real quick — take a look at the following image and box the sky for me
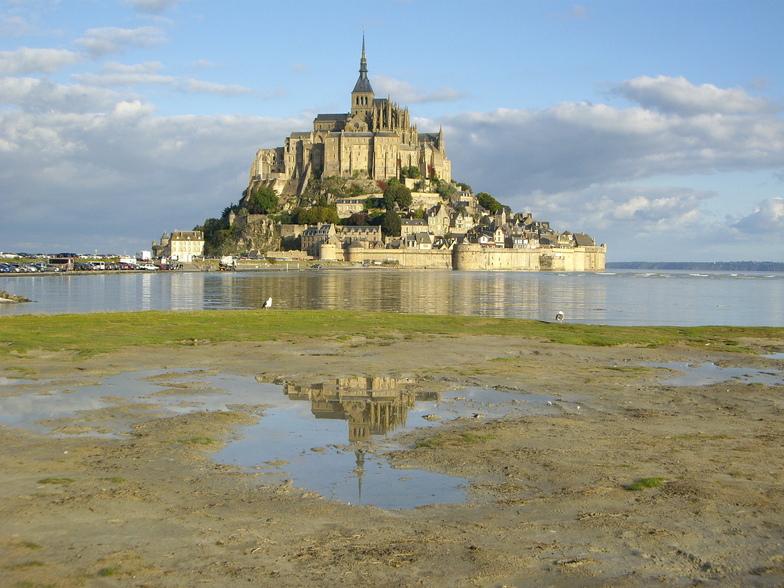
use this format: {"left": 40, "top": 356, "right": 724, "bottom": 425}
{"left": 1, "top": 0, "right": 783, "bottom": 262}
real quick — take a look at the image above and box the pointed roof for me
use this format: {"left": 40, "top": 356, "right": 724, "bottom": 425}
{"left": 352, "top": 33, "right": 374, "bottom": 94}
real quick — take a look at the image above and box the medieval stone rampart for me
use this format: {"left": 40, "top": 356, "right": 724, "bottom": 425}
{"left": 452, "top": 243, "right": 605, "bottom": 271}
{"left": 344, "top": 247, "right": 452, "bottom": 269}
{"left": 342, "top": 243, "right": 605, "bottom": 271}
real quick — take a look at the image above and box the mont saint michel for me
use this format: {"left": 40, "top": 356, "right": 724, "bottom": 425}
{"left": 194, "top": 39, "right": 606, "bottom": 272}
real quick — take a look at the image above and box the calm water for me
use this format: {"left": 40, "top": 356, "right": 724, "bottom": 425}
{"left": 0, "top": 368, "right": 559, "bottom": 509}
{"left": 2, "top": 268, "right": 783, "bottom": 326}
{"left": 3, "top": 271, "right": 782, "bottom": 508}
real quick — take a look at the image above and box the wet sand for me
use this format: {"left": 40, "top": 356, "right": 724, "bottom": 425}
{"left": 1, "top": 333, "right": 783, "bottom": 586}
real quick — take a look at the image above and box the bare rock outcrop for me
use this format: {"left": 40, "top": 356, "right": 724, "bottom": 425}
{"left": 0, "top": 290, "right": 32, "bottom": 303}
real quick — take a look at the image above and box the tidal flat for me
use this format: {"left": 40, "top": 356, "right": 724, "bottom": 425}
{"left": 0, "top": 311, "right": 783, "bottom": 586}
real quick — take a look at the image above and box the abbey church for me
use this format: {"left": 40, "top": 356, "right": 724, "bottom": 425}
{"left": 247, "top": 38, "right": 451, "bottom": 196}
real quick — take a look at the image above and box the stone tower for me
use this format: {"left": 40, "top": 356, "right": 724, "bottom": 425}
{"left": 350, "top": 34, "right": 374, "bottom": 128}
{"left": 247, "top": 36, "right": 452, "bottom": 197}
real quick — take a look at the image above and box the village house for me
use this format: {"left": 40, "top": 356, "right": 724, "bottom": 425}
{"left": 338, "top": 225, "right": 383, "bottom": 248}
{"left": 400, "top": 218, "right": 427, "bottom": 238}
{"left": 301, "top": 224, "right": 339, "bottom": 257}
{"left": 152, "top": 230, "right": 204, "bottom": 262}
{"left": 426, "top": 203, "right": 451, "bottom": 237}
{"left": 450, "top": 210, "right": 474, "bottom": 234}
{"left": 404, "top": 232, "right": 433, "bottom": 250}
{"left": 335, "top": 198, "right": 366, "bottom": 218}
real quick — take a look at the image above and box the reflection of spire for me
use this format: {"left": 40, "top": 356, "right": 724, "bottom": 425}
{"left": 282, "top": 377, "right": 437, "bottom": 442}
{"left": 354, "top": 449, "right": 365, "bottom": 504}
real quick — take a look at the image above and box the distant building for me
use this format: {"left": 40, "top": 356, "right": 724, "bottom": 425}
{"left": 400, "top": 218, "right": 427, "bottom": 238}
{"left": 338, "top": 225, "right": 383, "bottom": 248}
{"left": 153, "top": 230, "right": 204, "bottom": 262}
{"left": 301, "top": 224, "right": 339, "bottom": 257}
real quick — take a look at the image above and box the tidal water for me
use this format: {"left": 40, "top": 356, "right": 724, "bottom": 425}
{"left": 0, "top": 368, "right": 560, "bottom": 509}
{"left": 3, "top": 270, "right": 782, "bottom": 508}
{"left": 2, "top": 268, "right": 783, "bottom": 326}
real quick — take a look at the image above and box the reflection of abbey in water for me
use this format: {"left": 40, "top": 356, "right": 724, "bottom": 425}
{"left": 284, "top": 377, "right": 439, "bottom": 442}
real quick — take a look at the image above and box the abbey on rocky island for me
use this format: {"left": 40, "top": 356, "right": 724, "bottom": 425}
{"left": 221, "top": 37, "right": 605, "bottom": 272}
{"left": 247, "top": 37, "right": 451, "bottom": 197}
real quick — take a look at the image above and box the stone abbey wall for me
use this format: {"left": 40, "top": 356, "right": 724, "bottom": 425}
{"left": 340, "top": 243, "right": 606, "bottom": 271}
{"left": 452, "top": 244, "right": 606, "bottom": 271}
{"left": 343, "top": 247, "right": 452, "bottom": 269}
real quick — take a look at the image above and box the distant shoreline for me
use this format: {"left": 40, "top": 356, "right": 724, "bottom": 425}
{"left": 607, "top": 261, "right": 784, "bottom": 272}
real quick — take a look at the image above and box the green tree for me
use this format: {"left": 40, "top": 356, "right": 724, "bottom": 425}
{"left": 368, "top": 210, "right": 385, "bottom": 225}
{"left": 248, "top": 186, "right": 279, "bottom": 214}
{"left": 380, "top": 210, "right": 401, "bottom": 237}
{"left": 402, "top": 165, "right": 421, "bottom": 179}
{"left": 348, "top": 211, "right": 369, "bottom": 226}
{"left": 476, "top": 192, "right": 506, "bottom": 214}
{"left": 347, "top": 182, "right": 366, "bottom": 197}
{"left": 383, "top": 179, "right": 412, "bottom": 210}
{"left": 291, "top": 205, "right": 339, "bottom": 225}
{"left": 364, "top": 196, "right": 382, "bottom": 210}
{"left": 436, "top": 180, "right": 458, "bottom": 201}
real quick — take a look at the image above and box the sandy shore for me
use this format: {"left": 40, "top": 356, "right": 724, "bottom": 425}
{"left": 1, "top": 333, "right": 783, "bottom": 587}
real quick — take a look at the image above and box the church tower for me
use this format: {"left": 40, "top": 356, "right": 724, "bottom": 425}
{"left": 248, "top": 34, "right": 451, "bottom": 195}
{"left": 350, "top": 34, "right": 374, "bottom": 121}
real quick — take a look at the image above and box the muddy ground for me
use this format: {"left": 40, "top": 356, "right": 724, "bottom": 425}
{"left": 1, "top": 334, "right": 783, "bottom": 587}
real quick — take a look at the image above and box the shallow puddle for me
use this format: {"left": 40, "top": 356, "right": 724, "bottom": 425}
{"left": 0, "top": 370, "right": 557, "bottom": 510}
{"left": 649, "top": 362, "right": 784, "bottom": 386}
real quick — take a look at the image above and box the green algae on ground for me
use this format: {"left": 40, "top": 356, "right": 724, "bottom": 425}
{"left": 0, "top": 310, "right": 780, "bottom": 359}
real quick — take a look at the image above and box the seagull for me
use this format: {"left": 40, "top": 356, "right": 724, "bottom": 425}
{"left": 555, "top": 311, "right": 565, "bottom": 322}
{"left": 262, "top": 297, "right": 272, "bottom": 309}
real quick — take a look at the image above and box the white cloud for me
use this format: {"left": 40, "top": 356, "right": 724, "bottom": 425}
{"left": 0, "top": 94, "right": 305, "bottom": 251}
{"left": 0, "top": 14, "right": 33, "bottom": 37}
{"left": 73, "top": 62, "right": 172, "bottom": 87}
{"left": 189, "top": 59, "right": 216, "bottom": 69}
{"left": 71, "top": 61, "right": 252, "bottom": 96}
{"left": 552, "top": 4, "right": 589, "bottom": 21}
{"left": 372, "top": 75, "right": 468, "bottom": 104}
{"left": 614, "top": 75, "right": 779, "bottom": 116}
{"left": 179, "top": 79, "right": 252, "bottom": 96}
{"left": 125, "top": 0, "right": 185, "bottom": 14}
{"left": 0, "top": 77, "right": 123, "bottom": 113}
{"left": 1, "top": 70, "right": 781, "bottom": 259}
{"left": 439, "top": 96, "right": 784, "bottom": 197}
{"left": 733, "top": 197, "right": 784, "bottom": 234}
{"left": 0, "top": 47, "right": 82, "bottom": 75}
{"left": 517, "top": 184, "right": 711, "bottom": 236}
{"left": 75, "top": 26, "right": 167, "bottom": 58}
{"left": 425, "top": 78, "right": 784, "bottom": 259}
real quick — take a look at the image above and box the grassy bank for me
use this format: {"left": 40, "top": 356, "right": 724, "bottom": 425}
{"left": 1, "top": 310, "right": 781, "bottom": 359}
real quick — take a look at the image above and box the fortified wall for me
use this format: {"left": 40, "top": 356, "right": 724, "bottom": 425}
{"left": 339, "top": 243, "right": 606, "bottom": 271}
{"left": 452, "top": 243, "right": 606, "bottom": 271}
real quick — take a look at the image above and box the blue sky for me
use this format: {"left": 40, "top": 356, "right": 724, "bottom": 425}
{"left": 1, "top": 0, "right": 783, "bottom": 261}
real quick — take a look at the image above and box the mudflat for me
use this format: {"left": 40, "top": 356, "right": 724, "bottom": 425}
{"left": 1, "top": 328, "right": 783, "bottom": 587}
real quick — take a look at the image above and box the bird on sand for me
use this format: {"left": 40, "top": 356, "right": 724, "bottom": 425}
{"left": 263, "top": 297, "right": 272, "bottom": 309}
{"left": 555, "top": 311, "right": 565, "bottom": 322}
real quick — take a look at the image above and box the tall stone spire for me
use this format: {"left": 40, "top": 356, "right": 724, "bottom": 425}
{"left": 359, "top": 33, "right": 367, "bottom": 74}
{"left": 352, "top": 32, "right": 374, "bottom": 95}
